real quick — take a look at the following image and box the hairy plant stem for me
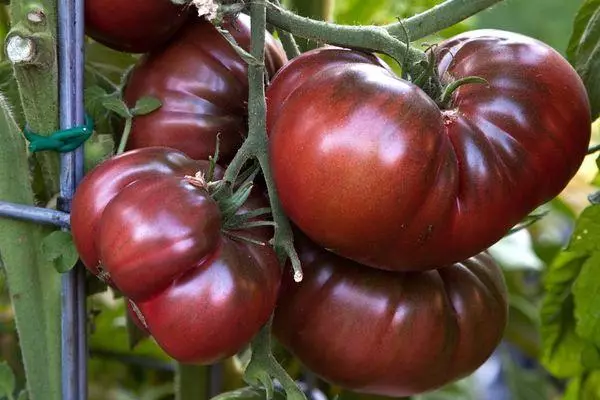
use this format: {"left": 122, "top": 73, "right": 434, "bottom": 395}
{"left": 386, "top": 0, "right": 505, "bottom": 40}
{"left": 283, "top": 0, "right": 334, "bottom": 51}
{"left": 265, "top": 1, "right": 426, "bottom": 70}
{"left": 223, "top": 0, "right": 302, "bottom": 281}
{"left": 272, "top": 0, "right": 300, "bottom": 58}
{"left": 0, "top": 95, "right": 61, "bottom": 400}
{"left": 2, "top": 1, "right": 62, "bottom": 399}
{"left": 9, "top": 1, "right": 60, "bottom": 197}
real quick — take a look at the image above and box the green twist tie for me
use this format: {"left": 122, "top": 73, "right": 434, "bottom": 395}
{"left": 23, "top": 114, "right": 94, "bottom": 153}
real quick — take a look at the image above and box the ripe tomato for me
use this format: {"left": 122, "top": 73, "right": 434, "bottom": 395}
{"left": 71, "top": 147, "right": 281, "bottom": 363}
{"left": 123, "top": 15, "right": 287, "bottom": 162}
{"left": 267, "top": 30, "right": 591, "bottom": 272}
{"left": 84, "top": 0, "right": 189, "bottom": 53}
{"left": 273, "top": 234, "right": 508, "bottom": 397}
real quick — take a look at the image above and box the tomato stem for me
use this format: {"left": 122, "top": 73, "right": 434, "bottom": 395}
{"left": 439, "top": 76, "right": 489, "bottom": 108}
{"left": 385, "top": 0, "right": 505, "bottom": 41}
{"left": 264, "top": 0, "right": 426, "bottom": 72}
{"left": 222, "top": 0, "right": 304, "bottom": 283}
{"left": 116, "top": 116, "right": 133, "bottom": 155}
{"left": 244, "top": 320, "right": 307, "bottom": 400}
{"left": 271, "top": 0, "right": 301, "bottom": 59}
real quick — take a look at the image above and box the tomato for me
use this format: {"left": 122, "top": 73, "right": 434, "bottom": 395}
{"left": 273, "top": 234, "right": 508, "bottom": 397}
{"left": 71, "top": 147, "right": 281, "bottom": 363}
{"left": 84, "top": 0, "right": 189, "bottom": 53}
{"left": 267, "top": 30, "right": 591, "bottom": 272}
{"left": 123, "top": 15, "right": 288, "bottom": 162}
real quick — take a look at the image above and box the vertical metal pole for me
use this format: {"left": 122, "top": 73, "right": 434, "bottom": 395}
{"left": 57, "top": 0, "right": 87, "bottom": 399}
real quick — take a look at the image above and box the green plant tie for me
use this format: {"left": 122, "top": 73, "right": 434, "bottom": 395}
{"left": 23, "top": 114, "right": 94, "bottom": 153}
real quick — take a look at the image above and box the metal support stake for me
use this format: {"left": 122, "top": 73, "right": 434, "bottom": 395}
{"left": 57, "top": 0, "right": 87, "bottom": 398}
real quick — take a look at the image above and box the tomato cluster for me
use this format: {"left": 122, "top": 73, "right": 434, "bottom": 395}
{"left": 75, "top": 8, "right": 592, "bottom": 397}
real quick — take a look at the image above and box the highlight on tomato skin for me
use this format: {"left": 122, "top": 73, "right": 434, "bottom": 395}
{"left": 122, "top": 14, "right": 288, "bottom": 162}
{"left": 273, "top": 233, "right": 508, "bottom": 397}
{"left": 84, "top": 0, "right": 190, "bottom": 53}
{"left": 70, "top": 147, "right": 281, "bottom": 364}
{"left": 266, "top": 30, "right": 591, "bottom": 273}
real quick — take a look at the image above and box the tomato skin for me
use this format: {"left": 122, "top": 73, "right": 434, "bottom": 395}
{"left": 71, "top": 147, "right": 281, "bottom": 363}
{"left": 123, "top": 15, "right": 287, "bottom": 162}
{"left": 273, "top": 235, "right": 508, "bottom": 397}
{"left": 71, "top": 147, "right": 201, "bottom": 274}
{"left": 267, "top": 31, "right": 591, "bottom": 271}
{"left": 84, "top": 0, "right": 188, "bottom": 53}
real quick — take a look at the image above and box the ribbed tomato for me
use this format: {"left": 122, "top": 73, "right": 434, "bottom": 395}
{"left": 273, "top": 235, "right": 508, "bottom": 397}
{"left": 71, "top": 147, "right": 281, "bottom": 363}
{"left": 123, "top": 15, "right": 287, "bottom": 162}
{"left": 85, "top": 0, "right": 189, "bottom": 53}
{"left": 267, "top": 30, "right": 591, "bottom": 272}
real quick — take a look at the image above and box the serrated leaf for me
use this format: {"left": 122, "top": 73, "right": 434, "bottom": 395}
{"left": 0, "top": 362, "right": 16, "bottom": 398}
{"left": 132, "top": 96, "right": 162, "bottom": 116}
{"left": 101, "top": 96, "right": 132, "bottom": 119}
{"left": 567, "top": 0, "right": 600, "bottom": 119}
{"left": 540, "top": 251, "right": 587, "bottom": 377}
{"left": 40, "top": 231, "right": 79, "bottom": 273}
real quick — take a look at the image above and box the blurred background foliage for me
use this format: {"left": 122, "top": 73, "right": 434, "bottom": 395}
{"left": 1, "top": 0, "right": 599, "bottom": 399}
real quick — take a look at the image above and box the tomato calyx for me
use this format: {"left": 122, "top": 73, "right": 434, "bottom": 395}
{"left": 412, "top": 46, "right": 488, "bottom": 109}
{"left": 184, "top": 160, "right": 273, "bottom": 244}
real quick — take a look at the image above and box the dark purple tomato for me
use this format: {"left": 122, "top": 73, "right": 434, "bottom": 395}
{"left": 267, "top": 31, "right": 591, "bottom": 272}
{"left": 71, "top": 147, "right": 281, "bottom": 363}
{"left": 123, "top": 14, "right": 288, "bottom": 162}
{"left": 274, "top": 234, "right": 508, "bottom": 397}
{"left": 85, "top": 0, "right": 189, "bottom": 53}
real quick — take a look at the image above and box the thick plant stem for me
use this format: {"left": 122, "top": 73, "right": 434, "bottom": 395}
{"left": 223, "top": 0, "right": 302, "bottom": 280}
{"left": 265, "top": 1, "right": 425, "bottom": 68}
{"left": 4, "top": 1, "right": 62, "bottom": 399}
{"left": 283, "top": 0, "right": 334, "bottom": 51}
{"left": 386, "top": 0, "right": 505, "bottom": 40}
{"left": 285, "top": 0, "right": 334, "bottom": 22}
{"left": 272, "top": 0, "right": 300, "bottom": 59}
{"left": 0, "top": 96, "right": 61, "bottom": 400}
{"left": 176, "top": 364, "right": 208, "bottom": 400}
{"left": 8, "top": 1, "right": 60, "bottom": 197}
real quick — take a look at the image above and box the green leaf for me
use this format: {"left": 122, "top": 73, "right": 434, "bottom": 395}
{"left": 211, "top": 386, "right": 287, "bottom": 400}
{"left": 567, "top": 206, "right": 600, "bottom": 253}
{"left": 567, "top": 0, "right": 600, "bottom": 119}
{"left": 131, "top": 96, "right": 162, "bottom": 116}
{"left": 101, "top": 95, "right": 132, "bottom": 119}
{"left": 564, "top": 376, "right": 583, "bottom": 400}
{"left": 581, "top": 342, "right": 600, "bottom": 369}
{"left": 574, "top": 252, "right": 600, "bottom": 344}
{"left": 540, "top": 251, "right": 587, "bottom": 377}
{"left": 40, "top": 231, "right": 79, "bottom": 274}
{"left": 568, "top": 371, "right": 600, "bottom": 399}
{"left": 413, "top": 377, "right": 478, "bottom": 400}
{"left": 0, "top": 362, "right": 16, "bottom": 399}
{"left": 17, "top": 390, "right": 28, "bottom": 400}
